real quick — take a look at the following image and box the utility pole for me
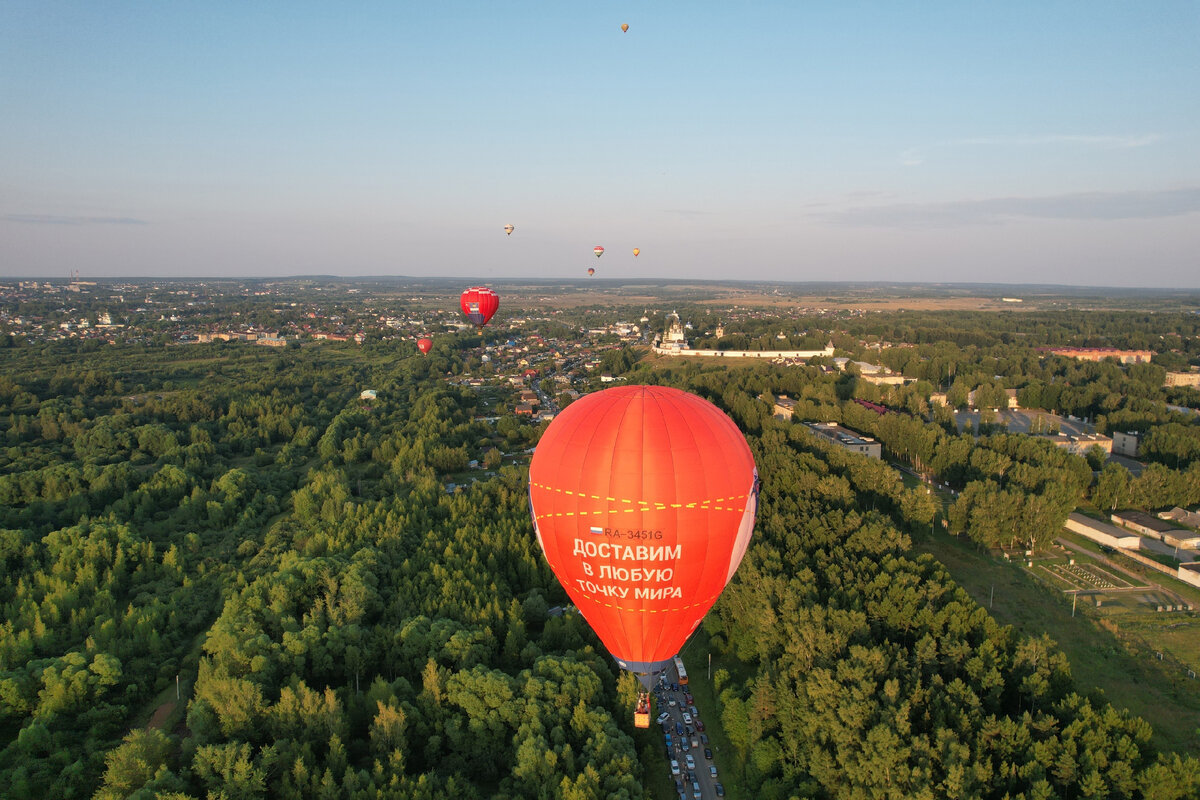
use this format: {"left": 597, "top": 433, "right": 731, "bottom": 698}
{"left": 990, "top": 585, "right": 994, "bottom": 609}
{"left": 1072, "top": 591, "right": 1078, "bottom": 618}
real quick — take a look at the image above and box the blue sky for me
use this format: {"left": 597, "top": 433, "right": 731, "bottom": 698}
{"left": 2, "top": 1, "right": 1197, "bottom": 287}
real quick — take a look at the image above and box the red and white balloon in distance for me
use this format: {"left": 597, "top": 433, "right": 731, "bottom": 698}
{"left": 593, "top": 245, "right": 604, "bottom": 258}
{"left": 459, "top": 287, "right": 499, "bottom": 329}
{"left": 528, "top": 385, "right": 758, "bottom": 689}
{"left": 416, "top": 337, "right": 433, "bottom": 355}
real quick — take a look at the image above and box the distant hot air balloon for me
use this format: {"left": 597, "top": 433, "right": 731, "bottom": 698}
{"left": 460, "top": 287, "right": 499, "bottom": 330}
{"left": 632, "top": 248, "right": 640, "bottom": 257}
{"left": 621, "top": 23, "right": 629, "bottom": 32}
{"left": 417, "top": 337, "right": 433, "bottom": 355}
{"left": 593, "top": 245, "right": 605, "bottom": 258}
{"left": 504, "top": 224, "right": 514, "bottom": 236}
{"left": 529, "top": 385, "right": 759, "bottom": 717}
{"left": 588, "top": 267, "right": 595, "bottom": 276}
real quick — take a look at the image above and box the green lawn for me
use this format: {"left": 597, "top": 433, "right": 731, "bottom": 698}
{"left": 914, "top": 528, "right": 1200, "bottom": 754}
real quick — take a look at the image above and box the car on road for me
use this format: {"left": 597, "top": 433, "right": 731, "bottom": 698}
{"left": 715, "top": 782, "right": 725, "bottom": 797}
{"left": 695, "top": 719, "right": 705, "bottom": 731}
{"left": 709, "top": 765, "right": 718, "bottom": 778}
{"left": 700, "top": 733, "right": 709, "bottom": 745}
{"left": 682, "top": 712, "right": 692, "bottom": 725}
{"left": 685, "top": 754, "right": 695, "bottom": 770}
{"left": 684, "top": 692, "right": 694, "bottom": 705}
{"left": 704, "top": 747, "right": 713, "bottom": 760}
{"left": 692, "top": 782, "right": 702, "bottom": 799}
{"left": 675, "top": 722, "right": 684, "bottom": 736}
{"left": 668, "top": 696, "right": 677, "bottom": 707}
{"left": 670, "top": 759, "right": 680, "bottom": 776}
{"left": 657, "top": 711, "right": 670, "bottom": 724}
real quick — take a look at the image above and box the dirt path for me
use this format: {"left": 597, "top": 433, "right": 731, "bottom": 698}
{"left": 146, "top": 701, "right": 176, "bottom": 730}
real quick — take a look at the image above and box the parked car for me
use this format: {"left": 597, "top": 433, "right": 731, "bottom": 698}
{"left": 692, "top": 781, "right": 702, "bottom": 799}
{"left": 709, "top": 765, "right": 718, "bottom": 779}
{"left": 685, "top": 754, "right": 695, "bottom": 770}
{"left": 695, "top": 719, "right": 705, "bottom": 731}
{"left": 704, "top": 747, "right": 713, "bottom": 760}
{"left": 657, "top": 711, "right": 670, "bottom": 724}
{"left": 700, "top": 733, "right": 709, "bottom": 745}
{"left": 670, "top": 760, "right": 680, "bottom": 776}
{"left": 682, "top": 712, "right": 692, "bottom": 725}
{"left": 675, "top": 722, "right": 684, "bottom": 736}
{"left": 715, "top": 782, "right": 725, "bottom": 797}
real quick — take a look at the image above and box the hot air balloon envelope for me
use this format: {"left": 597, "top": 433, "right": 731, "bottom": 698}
{"left": 621, "top": 23, "right": 629, "bottom": 32}
{"left": 587, "top": 267, "right": 596, "bottom": 276}
{"left": 460, "top": 287, "right": 500, "bottom": 329}
{"left": 417, "top": 337, "right": 433, "bottom": 355}
{"left": 593, "top": 246, "right": 605, "bottom": 258}
{"left": 632, "top": 248, "right": 640, "bottom": 257}
{"left": 529, "top": 385, "right": 758, "bottom": 688}
{"left": 504, "top": 224, "right": 514, "bottom": 236}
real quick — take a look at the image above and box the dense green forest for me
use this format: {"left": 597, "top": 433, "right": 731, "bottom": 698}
{"left": 1, "top": 307, "right": 1199, "bottom": 798}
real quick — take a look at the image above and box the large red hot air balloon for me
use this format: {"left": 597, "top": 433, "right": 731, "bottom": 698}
{"left": 529, "top": 386, "right": 758, "bottom": 699}
{"left": 460, "top": 287, "right": 499, "bottom": 329}
{"left": 417, "top": 337, "right": 433, "bottom": 355}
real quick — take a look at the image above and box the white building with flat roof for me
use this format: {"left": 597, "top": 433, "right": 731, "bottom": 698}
{"left": 805, "top": 422, "right": 881, "bottom": 459}
{"left": 1064, "top": 513, "right": 1141, "bottom": 550}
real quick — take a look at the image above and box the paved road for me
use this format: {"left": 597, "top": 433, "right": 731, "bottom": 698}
{"left": 953, "top": 408, "right": 1093, "bottom": 436}
{"left": 1139, "top": 536, "right": 1200, "bottom": 562}
{"left": 654, "top": 661, "right": 724, "bottom": 800}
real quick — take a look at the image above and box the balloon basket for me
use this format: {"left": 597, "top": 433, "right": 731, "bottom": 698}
{"left": 633, "top": 691, "right": 651, "bottom": 729}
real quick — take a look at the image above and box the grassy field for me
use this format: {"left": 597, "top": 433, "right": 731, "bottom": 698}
{"left": 677, "top": 629, "right": 753, "bottom": 800}
{"left": 914, "top": 528, "right": 1200, "bottom": 754}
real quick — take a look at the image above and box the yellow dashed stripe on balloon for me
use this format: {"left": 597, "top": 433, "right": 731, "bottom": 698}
{"left": 573, "top": 591, "right": 721, "bottom": 614}
{"left": 530, "top": 483, "right": 748, "bottom": 518}
{"left": 532, "top": 481, "right": 746, "bottom": 508}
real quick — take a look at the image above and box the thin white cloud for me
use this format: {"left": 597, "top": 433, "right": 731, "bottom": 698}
{"left": 953, "top": 134, "right": 1162, "bottom": 148}
{"left": 3, "top": 214, "right": 147, "bottom": 225}
{"left": 819, "top": 187, "right": 1200, "bottom": 227}
{"left": 662, "top": 209, "right": 717, "bottom": 219}
{"left": 901, "top": 133, "right": 1162, "bottom": 166}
